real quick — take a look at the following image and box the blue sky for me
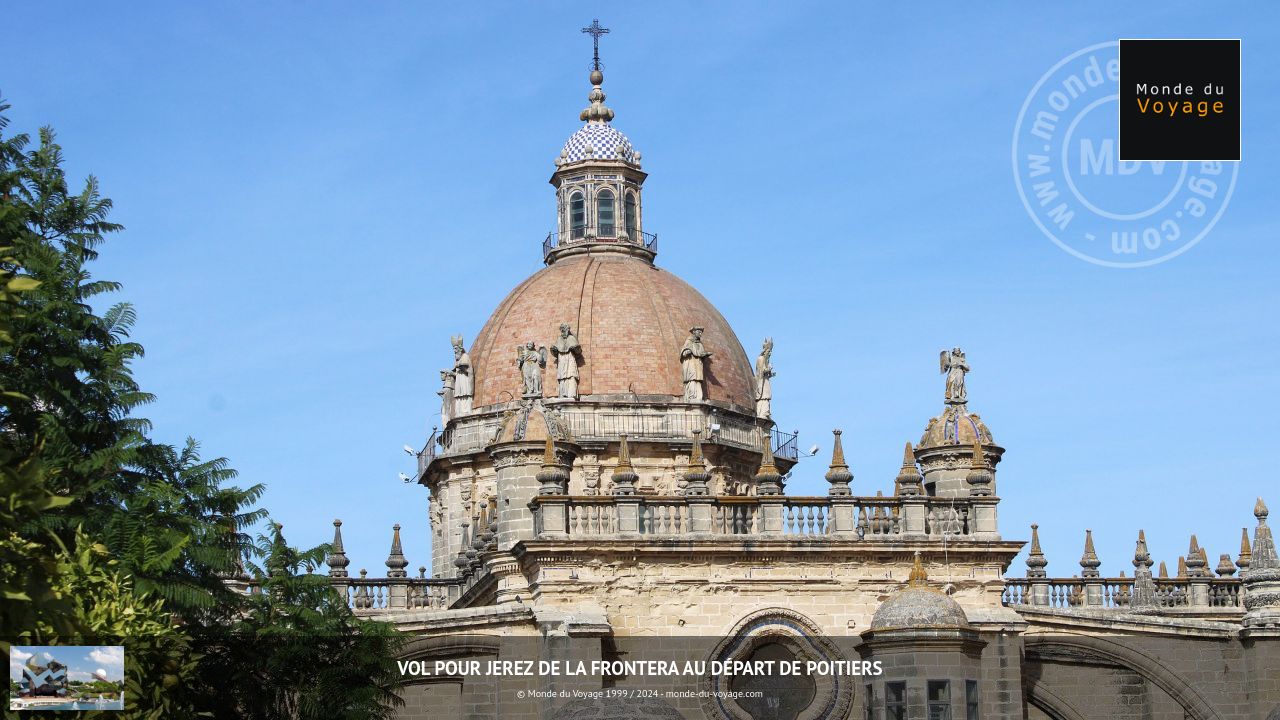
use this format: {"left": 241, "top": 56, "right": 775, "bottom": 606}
{"left": 9, "top": 646, "right": 124, "bottom": 683}
{"left": 4, "top": 3, "right": 1278, "bottom": 581}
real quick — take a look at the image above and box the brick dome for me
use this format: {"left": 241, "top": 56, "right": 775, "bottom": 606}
{"left": 469, "top": 252, "right": 755, "bottom": 410}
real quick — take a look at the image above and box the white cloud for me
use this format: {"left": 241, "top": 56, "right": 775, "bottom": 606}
{"left": 89, "top": 646, "right": 124, "bottom": 670}
{"left": 9, "top": 649, "right": 33, "bottom": 681}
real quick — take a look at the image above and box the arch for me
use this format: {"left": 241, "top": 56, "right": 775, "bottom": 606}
{"left": 569, "top": 191, "right": 586, "bottom": 239}
{"left": 596, "top": 188, "right": 616, "bottom": 237}
{"left": 1023, "top": 634, "right": 1222, "bottom": 720}
{"left": 703, "top": 608, "right": 853, "bottom": 720}
{"left": 1024, "top": 680, "right": 1087, "bottom": 720}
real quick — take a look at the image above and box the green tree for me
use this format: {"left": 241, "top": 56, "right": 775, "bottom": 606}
{"left": 1, "top": 95, "right": 406, "bottom": 717}
{"left": 201, "top": 523, "right": 405, "bottom": 720}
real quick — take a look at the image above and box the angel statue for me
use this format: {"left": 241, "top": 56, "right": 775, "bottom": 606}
{"left": 754, "top": 337, "right": 775, "bottom": 419}
{"left": 516, "top": 341, "right": 548, "bottom": 397}
{"left": 451, "top": 336, "right": 473, "bottom": 415}
{"left": 940, "top": 347, "right": 969, "bottom": 405}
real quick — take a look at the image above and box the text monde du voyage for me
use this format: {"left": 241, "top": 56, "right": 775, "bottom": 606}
{"left": 1134, "top": 83, "right": 1228, "bottom": 118}
{"left": 402, "top": 659, "right": 884, "bottom": 678}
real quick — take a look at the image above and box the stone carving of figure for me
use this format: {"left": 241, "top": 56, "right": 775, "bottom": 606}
{"left": 516, "top": 341, "right": 548, "bottom": 397}
{"left": 940, "top": 347, "right": 969, "bottom": 405}
{"left": 754, "top": 337, "right": 775, "bottom": 418}
{"left": 437, "top": 369, "right": 455, "bottom": 427}
{"left": 550, "top": 323, "right": 582, "bottom": 399}
{"left": 680, "top": 327, "right": 712, "bottom": 401}
{"left": 451, "top": 336, "right": 473, "bottom": 415}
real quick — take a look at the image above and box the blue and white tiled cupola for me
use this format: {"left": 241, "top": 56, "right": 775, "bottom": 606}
{"left": 546, "top": 64, "right": 652, "bottom": 265}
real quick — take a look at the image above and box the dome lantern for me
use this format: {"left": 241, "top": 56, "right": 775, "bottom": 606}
{"left": 546, "top": 21, "right": 653, "bottom": 265}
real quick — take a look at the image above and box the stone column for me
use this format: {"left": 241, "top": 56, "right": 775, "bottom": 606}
{"left": 491, "top": 438, "right": 575, "bottom": 550}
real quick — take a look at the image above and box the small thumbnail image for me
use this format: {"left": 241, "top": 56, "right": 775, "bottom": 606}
{"left": 8, "top": 646, "right": 125, "bottom": 711}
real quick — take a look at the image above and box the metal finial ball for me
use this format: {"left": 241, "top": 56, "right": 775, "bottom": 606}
{"left": 590, "top": 69, "right": 604, "bottom": 85}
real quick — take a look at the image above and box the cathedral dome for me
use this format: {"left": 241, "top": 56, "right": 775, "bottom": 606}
{"left": 918, "top": 405, "right": 995, "bottom": 450}
{"left": 560, "top": 122, "right": 638, "bottom": 164}
{"left": 468, "top": 252, "right": 755, "bottom": 410}
{"left": 870, "top": 587, "right": 971, "bottom": 630}
{"left": 870, "top": 557, "right": 971, "bottom": 630}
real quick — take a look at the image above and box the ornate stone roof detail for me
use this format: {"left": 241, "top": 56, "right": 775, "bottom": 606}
{"left": 754, "top": 432, "right": 783, "bottom": 496}
{"left": 1079, "top": 529, "right": 1101, "bottom": 578}
{"left": 1131, "top": 529, "right": 1157, "bottom": 610}
{"left": 894, "top": 441, "right": 923, "bottom": 496}
{"left": 326, "top": 519, "right": 349, "bottom": 578}
{"left": 966, "top": 439, "right": 993, "bottom": 496}
{"left": 610, "top": 434, "right": 638, "bottom": 496}
{"left": 824, "top": 429, "right": 853, "bottom": 496}
{"left": 681, "top": 429, "right": 711, "bottom": 496}
{"left": 385, "top": 524, "right": 408, "bottom": 578}
{"left": 1252, "top": 497, "right": 1277, "bottom": 571}
{"left": 870, "top": 552, "right": 971, "bottom": 630}
{"left": 1026, "top": 524, "right": 1048, "bottom": 578}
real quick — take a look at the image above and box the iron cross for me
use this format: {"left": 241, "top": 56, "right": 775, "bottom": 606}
{"left": 581, "top": 19, "right": 610, "bottom": 70}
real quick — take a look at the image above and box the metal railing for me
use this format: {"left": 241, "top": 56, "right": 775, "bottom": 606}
{"left": 543, "top": 227, "right": 658, "bottom": 261}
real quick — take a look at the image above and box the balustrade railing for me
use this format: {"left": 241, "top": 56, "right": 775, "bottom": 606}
{"left": 340, "top": 576, "right": 457, "bottom": 613}
{"left": 531, "top": 495, "right": 989, "bottom": 540}
{"left": 1002, "top": 576, "right": 1243, "bottom": 611}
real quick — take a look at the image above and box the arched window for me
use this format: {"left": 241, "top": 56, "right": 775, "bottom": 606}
{"left": 625, "top": 192, "right": 638, "bottom": 236}
{"left": 569, "top": 192, "right": 585, "bottom": 239}
{"left": 597, "top": 189, "right": 615, "bottom": 237}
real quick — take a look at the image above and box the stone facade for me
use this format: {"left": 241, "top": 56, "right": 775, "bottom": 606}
{"left": 315, "top": 47, "right": 1280, "bottom": 720}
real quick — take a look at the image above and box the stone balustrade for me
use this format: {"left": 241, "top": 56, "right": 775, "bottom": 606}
{"left": 330, "top": 571, "right": 460, "bottom": 615}
{"left": 530, "top": 494, "right": 997, "bottom": 539}
{"left": 1002, "top": 577, "right": 1243, "bottom": 610}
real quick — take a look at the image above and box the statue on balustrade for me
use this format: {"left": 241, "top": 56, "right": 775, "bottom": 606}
{"left": 451, "top": 336, "right": 474, "bottom": 415}
{"left": 940, "top": 347, "right": 969, "bottom": 405}
{"left": 437, "top": 369, "right": 455, "bottom": 428}
{"left": 754, "top": 337, "right": 775, "bottom": 418}
{"left": 681, "top": 326, "right": 712, "bottom": 401}
{"left": 550, "top": 323, "right": 582, "bottom": 399}
{"left": 516, "top": 341, "right": 548, "bottom": 397}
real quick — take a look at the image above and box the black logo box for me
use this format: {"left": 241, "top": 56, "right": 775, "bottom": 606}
{"left": 1119, "top": 39, "right": 1240, "bottom": 161}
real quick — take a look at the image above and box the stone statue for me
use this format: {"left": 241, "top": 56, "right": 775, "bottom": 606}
{"left": 680, "top": 327, "right": 712, "bottom": 401}
{"left": 550, "top": 323, "right": 582, "bottom": 399}
{"left": 754, "top": 337, "right": 775, "bottom": 418}
{"left": 940, "top": 347, "right": 969, "bottom": 405}
{"left": 516, "top": 341, "right": 548, "bottom": 397}
{"left": 451, "top": 336, "right": 473, "bottom": 415}
{"left": 437, "top": 369, "right": 455, "bottom": 427}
